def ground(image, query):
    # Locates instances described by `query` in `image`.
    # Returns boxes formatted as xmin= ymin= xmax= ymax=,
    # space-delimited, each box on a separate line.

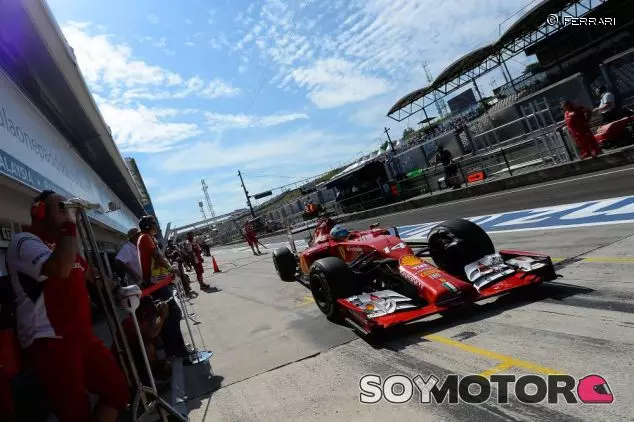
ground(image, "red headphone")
xmin=31 ymin=201 xmax=46 ymax=220
xmin=30 ymin=190 xmax=55 ymax=221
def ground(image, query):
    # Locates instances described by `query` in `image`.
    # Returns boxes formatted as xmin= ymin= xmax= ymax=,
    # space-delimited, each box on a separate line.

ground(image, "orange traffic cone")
xmin=212 ymin=256 xmax=221 ymax=273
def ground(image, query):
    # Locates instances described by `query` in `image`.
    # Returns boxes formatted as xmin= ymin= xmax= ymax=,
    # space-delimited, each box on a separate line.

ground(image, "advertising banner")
xmin=0 ymin=68 xmax=139 ymax=234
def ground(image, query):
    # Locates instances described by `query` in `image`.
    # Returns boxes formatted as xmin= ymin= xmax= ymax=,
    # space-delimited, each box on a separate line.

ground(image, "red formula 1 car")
xmin=594 ymin=107 xmax=634 ymax=149
xmin=272 ymin=217 xmax=558 ymax=338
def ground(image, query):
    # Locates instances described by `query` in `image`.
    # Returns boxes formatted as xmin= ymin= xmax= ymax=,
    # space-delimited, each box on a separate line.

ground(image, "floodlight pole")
xmin=237 ymin=170 xmax=256 ymax=218
xmin=384 ymin=127 xmax=396 ymax=154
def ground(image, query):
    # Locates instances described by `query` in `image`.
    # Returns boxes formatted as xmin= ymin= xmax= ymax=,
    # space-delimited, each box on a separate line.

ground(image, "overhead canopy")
xmin=497 ymin=0 xmax=572 ymax=47
xmin=432 ymin=44 xmax=498 ymax=88
xmin=387 ymin=86 xmax=434 ymax=116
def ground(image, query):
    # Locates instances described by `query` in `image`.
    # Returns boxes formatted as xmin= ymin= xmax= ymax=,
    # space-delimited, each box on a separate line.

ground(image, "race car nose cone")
xmin=577 ymin=374 xmax=614 ymax=403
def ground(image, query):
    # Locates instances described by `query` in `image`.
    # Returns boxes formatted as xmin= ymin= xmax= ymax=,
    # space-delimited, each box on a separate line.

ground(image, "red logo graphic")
xmin=577 ymin=375 xmax=614 ymax=404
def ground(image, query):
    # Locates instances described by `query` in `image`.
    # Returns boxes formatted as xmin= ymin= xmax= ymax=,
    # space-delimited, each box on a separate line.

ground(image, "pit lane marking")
xmin=479 ymin=362 xmax=514 ymax=378
xmin=296 ymin=295 xmax=315 ymax=307
xmin=424 ymin=334 xmax=564 ymax=377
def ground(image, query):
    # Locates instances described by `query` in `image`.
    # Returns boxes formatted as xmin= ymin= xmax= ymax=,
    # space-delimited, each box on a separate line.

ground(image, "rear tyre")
xmin=309 ymin=257 xmax=359 ymax=321
xmin=428 ymin=219 xmax=495 ymax=278
xmin=273 ymin=247 xmax=296 ymax=281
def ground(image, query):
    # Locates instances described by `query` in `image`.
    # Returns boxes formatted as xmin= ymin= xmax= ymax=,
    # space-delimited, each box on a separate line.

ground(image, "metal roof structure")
xmin=387 ymin=0 xmax=609 ymax=122
xmin=387 ymin=86 xmax=435 ymax=117
xmin=496 ymin=0 xmax=573 ymax=48
xmin=431 ymin=44 xmax=500 ymax=91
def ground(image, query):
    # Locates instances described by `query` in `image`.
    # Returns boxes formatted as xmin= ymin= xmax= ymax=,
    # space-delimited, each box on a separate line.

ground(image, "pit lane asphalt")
xmin=178 ymin=221 xmax=634 ymax=422
xmin=175 ymin=167 xmax=634 ymax=421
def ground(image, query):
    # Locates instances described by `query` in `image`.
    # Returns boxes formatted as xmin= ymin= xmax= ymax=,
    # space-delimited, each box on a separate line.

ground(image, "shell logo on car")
xmin=399 ymin=255 xmax=423 ymax=267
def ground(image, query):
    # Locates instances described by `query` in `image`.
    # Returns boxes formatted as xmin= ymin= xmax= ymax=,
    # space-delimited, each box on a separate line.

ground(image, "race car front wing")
xmin=336 ymin=250 xmax=557 ymax=335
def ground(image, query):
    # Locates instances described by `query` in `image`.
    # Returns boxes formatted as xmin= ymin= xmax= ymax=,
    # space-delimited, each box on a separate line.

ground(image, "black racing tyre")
xmin=273 ymin=247 xmax=296 ymax=281
xmin=309 ymin=257 xmax=359 ymax=321
xmin=427 ymin=219 xmax=495 ymax=278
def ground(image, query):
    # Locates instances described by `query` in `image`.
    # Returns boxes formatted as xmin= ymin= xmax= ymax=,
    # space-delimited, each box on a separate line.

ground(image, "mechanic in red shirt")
xmin=560 ymin=99 xmax=601 ymax=158
xmin=5 ymin=190 xmax=129 ymax=422
xmin=185 ymin=232 xmax=211 ymax=290
xmin=244 ymin=220 xmax=261 ymax=256
xmin=137 ymin=215 xmax=190 ymax=359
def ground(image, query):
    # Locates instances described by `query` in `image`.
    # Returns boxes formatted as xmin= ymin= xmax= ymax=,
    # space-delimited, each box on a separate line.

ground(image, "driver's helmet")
xmin=330 ymin=224 xmax=350 ymax=240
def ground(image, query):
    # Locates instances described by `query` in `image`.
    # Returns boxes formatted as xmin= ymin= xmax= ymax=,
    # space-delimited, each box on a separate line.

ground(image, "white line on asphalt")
xmin=369 ymin=166 xmax=634 ymax=220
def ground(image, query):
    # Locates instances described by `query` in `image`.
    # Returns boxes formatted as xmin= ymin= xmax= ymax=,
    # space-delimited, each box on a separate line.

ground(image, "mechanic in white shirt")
xmin=594 ymin=85 xmax=617 ymax=123
xmin=114 ymin=228 xmax=142 ymax=284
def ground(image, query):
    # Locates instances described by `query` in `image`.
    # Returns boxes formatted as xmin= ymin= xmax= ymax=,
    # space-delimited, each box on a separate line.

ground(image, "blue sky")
xmin=47 ymin=0 xmax=536 ymax=229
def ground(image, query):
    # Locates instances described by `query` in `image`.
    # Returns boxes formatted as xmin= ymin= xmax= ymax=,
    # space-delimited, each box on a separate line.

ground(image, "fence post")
xmin=500 ymin=147 xmax=513 ymax=175
xmin=422 ymin=171 xmax=432 ymax=195
xmin=557 ymin=128 xmax=574 ymax=162
xmin=458 ymin=163 xmax=468 ymax=187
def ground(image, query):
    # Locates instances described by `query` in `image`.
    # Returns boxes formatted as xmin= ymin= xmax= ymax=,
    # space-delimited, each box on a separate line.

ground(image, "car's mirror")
xmin=387 ymin=227 xmax=400 ymax=238
xmin=370 ymin=222 xmax=380 ymax=229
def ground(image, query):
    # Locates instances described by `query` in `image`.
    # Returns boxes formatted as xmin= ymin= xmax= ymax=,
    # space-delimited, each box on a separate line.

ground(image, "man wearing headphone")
xmin=137 ymin=215 xmax=190 ymax=360
xmin=5 ymin=190 xmax=129 ymax=422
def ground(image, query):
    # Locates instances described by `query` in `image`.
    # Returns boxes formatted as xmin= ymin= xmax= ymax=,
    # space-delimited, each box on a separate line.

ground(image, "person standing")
xmin=560 ymin=99 xmax=601 ymax=159
xmin=5 ymin=190 xmax=129 ymax=422
xmin=137 ymin=215 xmax=190 ymax=360
xmin=244 ymin=220 xmax=261 ymax=256
xmin=434 ymin=145 xmax=461 ymax=189
xmin=113 ymin=228 xmax=142 ymax=285
xmin=594 ymin=85 xmax=617 ymax=124
xmin=185 ymin=232 xmax=211 ymax=290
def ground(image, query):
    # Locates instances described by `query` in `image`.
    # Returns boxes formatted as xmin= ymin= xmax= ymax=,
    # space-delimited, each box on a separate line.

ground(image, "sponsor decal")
xmin=384 ymin=242 xmax=407 ymax=254
xmin=442 ymin=282 xmax=459 ymax=293
xmin=401 ymin=270 xmax=424 ymax=288
xmin=399 ymin=255 xmax=423 ymax=267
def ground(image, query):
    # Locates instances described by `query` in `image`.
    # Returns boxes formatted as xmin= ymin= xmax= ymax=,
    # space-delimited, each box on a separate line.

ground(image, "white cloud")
xmin=204 ymin=112 xmax=308 ymax=131
xmin=96 ymin=99 xmax=202 ymax=153
xmin=185 ymin=41 xmax=195 ymax=47
xmin=289 ymin=58 xmax=390 ymax=108
xmin=61 ymin=22 xmax=238 ymax=101
xmin=238 ymin=65 xmax=248 ymax=73
xmin=161 ymin=129 xmax=375 ymax=173
xmin=63 ymin=22 xmax=182 ymax=90
xmin=234 ymin=0 xmax=532 ymax=109
xmin=199 ymin=79 xmax=241 ymax=99
xmin=147 ymin=14 xmax=160 ymax=24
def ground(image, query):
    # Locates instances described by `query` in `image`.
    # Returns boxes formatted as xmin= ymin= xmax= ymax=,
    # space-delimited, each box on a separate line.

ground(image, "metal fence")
xmin=332 ymin=124 xmax=574 ymax=215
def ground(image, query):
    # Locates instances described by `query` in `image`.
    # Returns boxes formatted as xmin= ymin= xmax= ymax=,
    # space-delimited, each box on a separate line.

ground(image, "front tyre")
xmin=309 ymin=257 xmax=358 ymax=321
xmin=428 ymin=218 xmax=495 ymax=277
xmin=273 ymin=247 xmax=296 ymax=281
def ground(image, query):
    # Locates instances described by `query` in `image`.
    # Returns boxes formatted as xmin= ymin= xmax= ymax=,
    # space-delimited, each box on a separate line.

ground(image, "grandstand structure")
xmin=387 ymin=0 xmax=618 ymax=123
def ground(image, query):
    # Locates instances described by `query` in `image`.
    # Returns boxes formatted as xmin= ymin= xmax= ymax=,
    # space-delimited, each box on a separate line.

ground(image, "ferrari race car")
xmin=272 ymin=217 xmax=558 ymax=337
